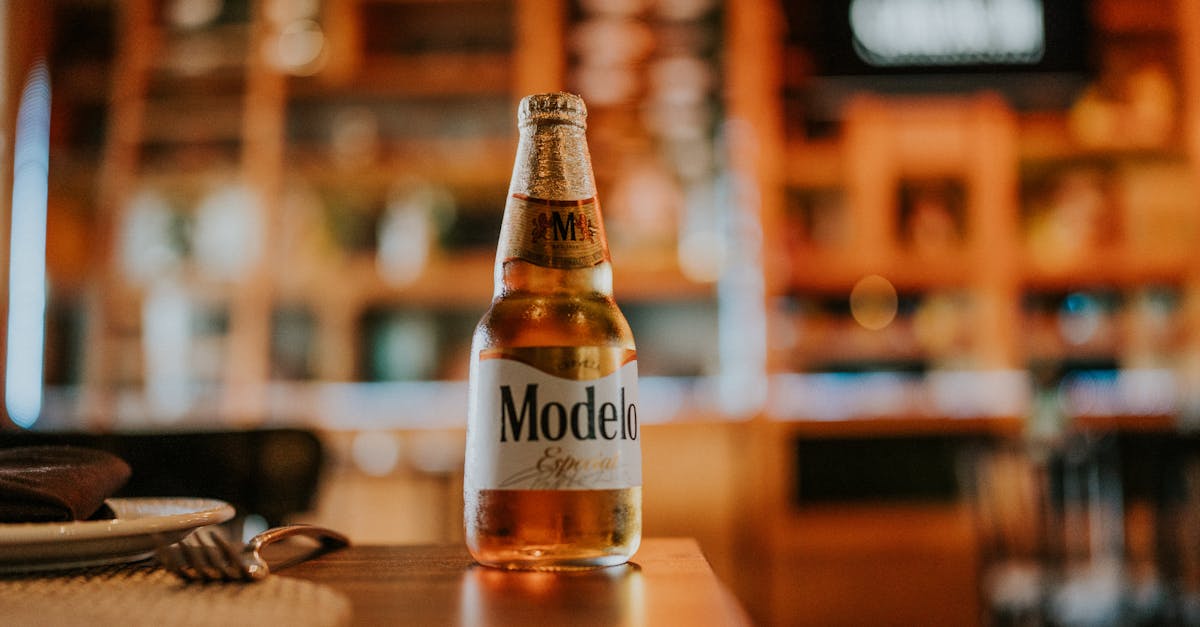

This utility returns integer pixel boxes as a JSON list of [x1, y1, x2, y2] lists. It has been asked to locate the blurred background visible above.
[[4, 0, 1200, 624]]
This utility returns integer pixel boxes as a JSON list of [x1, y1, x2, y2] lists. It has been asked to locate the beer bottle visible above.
[[464, 93, 641, 570]]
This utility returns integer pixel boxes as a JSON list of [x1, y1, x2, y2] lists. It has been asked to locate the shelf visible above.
[[784, 139, 842, 188], [1092, 0, 1179, 35], [769, 415, 1024, 439], [268, 251, 494, 310], [780, 325, 927, 372], [151, 24, 252, 77], [766, 367, 1183, 429], [286, 140, 514, 188], [41, 374, 731, 431], [349, 252, 494, 308], [767, 370, 1032, 423], [291, 52, 514, 98], [271, 249, 714, 311], [787, 249, 975, 293], [1018, 107, 1189, 164], [1020, 249, 1190, 290], [1072, 414, 1178, 432], [615, 257, 716, 302], [141, 96, 246, 144], [57, 61, 112, 103]]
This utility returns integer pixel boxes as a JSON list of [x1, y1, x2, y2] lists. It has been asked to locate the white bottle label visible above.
[[466, 353, 641, 491]]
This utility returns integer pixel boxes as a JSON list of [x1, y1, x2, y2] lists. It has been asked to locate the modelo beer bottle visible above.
[[464, 93, 641, 570]]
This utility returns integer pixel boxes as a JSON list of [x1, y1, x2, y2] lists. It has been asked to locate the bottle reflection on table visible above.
[[458, 561, 645, 627]]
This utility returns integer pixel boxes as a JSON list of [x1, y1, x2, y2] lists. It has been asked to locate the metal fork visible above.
[[156, 524, 350, 582]]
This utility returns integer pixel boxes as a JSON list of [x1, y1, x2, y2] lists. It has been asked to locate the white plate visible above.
[[0, 497, 235, 573]]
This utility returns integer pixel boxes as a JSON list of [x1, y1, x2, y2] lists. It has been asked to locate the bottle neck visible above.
[[509, 121, 595, 200], [494, 120, 613, 297]]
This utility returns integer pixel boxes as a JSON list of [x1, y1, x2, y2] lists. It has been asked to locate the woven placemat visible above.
[[0, 561, 351, 627]]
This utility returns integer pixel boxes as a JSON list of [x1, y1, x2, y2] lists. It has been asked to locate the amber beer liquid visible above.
[[464, 93, 641, 570]]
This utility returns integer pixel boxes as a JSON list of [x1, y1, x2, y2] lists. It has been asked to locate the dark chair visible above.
[[0, 428, 326, 527]]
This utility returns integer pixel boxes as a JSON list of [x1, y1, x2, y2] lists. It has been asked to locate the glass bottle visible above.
[[464, 92, 641, 570]]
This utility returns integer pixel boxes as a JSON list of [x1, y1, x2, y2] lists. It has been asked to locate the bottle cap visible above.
[[518, 92, 587, 128]]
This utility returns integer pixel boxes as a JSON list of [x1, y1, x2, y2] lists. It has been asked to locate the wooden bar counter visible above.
[[281, 538, 751, 626]]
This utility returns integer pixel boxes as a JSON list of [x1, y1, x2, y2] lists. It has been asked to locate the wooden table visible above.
[[281, 538, 751, 626]]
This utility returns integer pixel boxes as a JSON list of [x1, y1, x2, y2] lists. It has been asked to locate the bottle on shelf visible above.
[[464, 92, 642, 570]]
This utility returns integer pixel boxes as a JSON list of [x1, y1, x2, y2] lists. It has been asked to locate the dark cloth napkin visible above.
[[0, 446, 132, 523]]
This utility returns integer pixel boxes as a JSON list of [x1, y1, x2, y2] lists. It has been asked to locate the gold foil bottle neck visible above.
[[509, 93, 595, 201], [519, 92, 587, 129]]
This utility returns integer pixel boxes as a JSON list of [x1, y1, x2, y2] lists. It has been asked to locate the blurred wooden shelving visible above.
[[756, 0, 1200, 423], [728, 0, 1200, 623], [33, 0, 723, 429], [34, 0, 1199, 430], [317, 53, 515, 97], [787, 250, 976, 292], [1020, 251, 1191, 290]]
